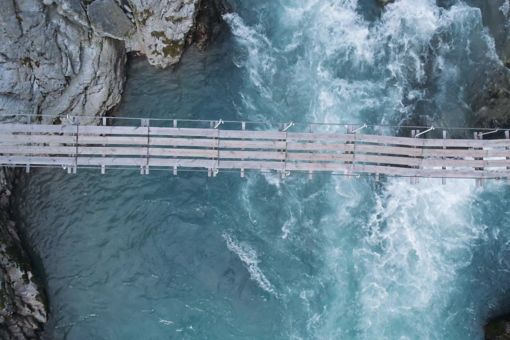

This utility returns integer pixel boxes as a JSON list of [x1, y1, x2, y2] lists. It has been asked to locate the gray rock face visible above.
[[0, 0, 204, 126], [88, 0, 135, 40], [125, 0, 200, 68], [0, 169, 46, 339], [0, 0, 126, 124]]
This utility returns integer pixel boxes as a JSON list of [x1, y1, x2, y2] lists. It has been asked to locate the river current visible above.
[[14, 0, 510, 339]]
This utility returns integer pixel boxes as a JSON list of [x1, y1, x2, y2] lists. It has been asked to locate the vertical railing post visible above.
[[241, 121, 245, 178], [411, 130, 416, 184], [345, 125, 353, 179], [73, 117, 79, 174], [474, 132, 483, 187], [442, 130, 446, 185], [141, 118, 150, 175], [506, 131, 509, 179], [26, 114, 31, 173]]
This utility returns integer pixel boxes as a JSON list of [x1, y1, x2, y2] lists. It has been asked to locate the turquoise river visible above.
[[13, 0, 510, 339]]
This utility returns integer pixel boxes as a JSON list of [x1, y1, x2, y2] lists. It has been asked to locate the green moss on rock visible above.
[[165, 15, 186, 23], [139, 9, 154, 26], [150, 31, 184, 58]]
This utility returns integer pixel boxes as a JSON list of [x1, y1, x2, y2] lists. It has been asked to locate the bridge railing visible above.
[[0, 112, 507, 140]]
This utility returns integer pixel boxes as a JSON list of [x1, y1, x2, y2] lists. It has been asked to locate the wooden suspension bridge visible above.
[[0, 117, 509, 185]]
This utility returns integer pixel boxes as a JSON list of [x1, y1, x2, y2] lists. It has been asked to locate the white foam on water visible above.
[[281, 214, 295, 240], [159, 319, 174, 326], [355, 179, 482, 338], [501, 0, 510, 18], [222, 233, 277, 296], [223, 13, 278, 121], [226, 0, 506, 337]]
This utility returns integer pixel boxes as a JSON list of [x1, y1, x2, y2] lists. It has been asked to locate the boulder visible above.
[[485, 315, 510, 340], [87, 0, 135, 40], [469, 68, 510, 128], [125, 0, 200, 68]]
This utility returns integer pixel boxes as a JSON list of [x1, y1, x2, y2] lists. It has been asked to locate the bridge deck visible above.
[[0, 122, 509, 180]]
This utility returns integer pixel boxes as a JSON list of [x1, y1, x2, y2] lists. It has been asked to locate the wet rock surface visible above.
[[192, 0, 232, 50], [485, 314, 510, 340], [466, 0, 510, 67], [465, 0, 510, 128], [0, 169, 46, 340], [469, 68, 510, 128]]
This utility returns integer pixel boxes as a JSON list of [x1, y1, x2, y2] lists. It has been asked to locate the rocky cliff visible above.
[[0, 0, 208, 125], [0, 169, 46, 340]]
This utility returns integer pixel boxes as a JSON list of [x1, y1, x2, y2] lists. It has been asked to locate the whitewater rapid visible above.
[[225, 0, 508, 338]]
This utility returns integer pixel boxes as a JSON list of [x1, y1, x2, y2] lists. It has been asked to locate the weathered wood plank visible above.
[[0, 124, 77, 134], [0, 134, 77, 145], [219, 129, 285, 140], [0, 156, 75, 166]]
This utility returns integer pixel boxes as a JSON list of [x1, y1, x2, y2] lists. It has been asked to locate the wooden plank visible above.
[[149, 158, 216, 168], [287, 153, 353, 162], [0, 134, 76, 145], [285, 162, 348, 172], [76, 157, 145, 166], [220, 140, 286, 149], [149, 148, 215, 158], [79, 135, 148, 145], [421, 158, 510, 168], [287, 132, 356, 142], [218, 160, 285, 170], [353, 134, 510, 148], [219, 150, 285, 160], [287, 142, 355, 152], [0, 124, 77, 134], [0, 146, 77, 155], [421, 148, 510, 158], [0, 156, 75, 166], [78, 125, 149, 136], [353, 144, 421, 157], [219, 130, 286, 140], [353, 154, 420, 167], [148, 127, 218, 137], [78, 125, 219, 138]]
